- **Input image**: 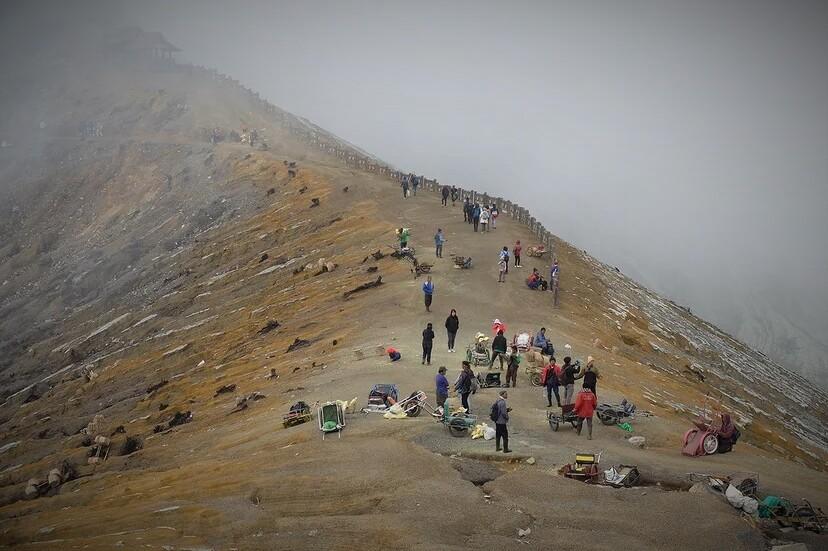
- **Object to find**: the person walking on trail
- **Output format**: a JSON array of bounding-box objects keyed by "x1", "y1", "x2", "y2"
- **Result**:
[
  {"x1": 479, "y1": 207, "x2": 490, "y2": 232},
  {"x1": 550, "y1": 259, "x2": 560, "y2": 305},
  {"x1": 450, "y1": 186, "x2": 458, "y2": 206},
  {"x1": 463, "y1": 197, "x2": 471, "y2": 222},
  {"x1": 422, "y1": 322, "x2": 435, "y2": 365},
  {"x1": 435, "y1": 366, "x2": 449, "y2": 410},
  {"x1": 434, "y1": 228, "x2": 445, "y2": 258},
  {"x1": 499, "y1": 246, "x2": 510, "y2": 274},
  {"x1": 533, "y1": 327, "x2": 554, "y2": 357},
  {"x1": 441, "y1": 185, "x2": 450, "y2": 206},
  {"x1": 411, "y1": 174, "x2": 419, "y2": 196},
  {"x1": 492, "y1": 390, "x2": 512, "y2": 453},
  {"x1": 401, "y1": 178, "x2": 409, "y2": 198},
  {"x1": 561, "y1": 356, "x2": 581, "y2": 406},
  {"x1": 513, "y1": 240, "x2": 522, "y2": 268},
  {"x1": 490, "y1": 330, "x2": 508, "y2": 369},
  {"x1": 397, "y1": 227, "x2": 410, "y2": 250},
  {"x1": 422, "y1": 275, "x2": 434, "y2": 312},
  {"x1": 472, "y1": 204, "x2": 481, "y2": 232},
  {"x1": 456, "y1": 361, "x2": 474, "y2": 413},
  {"x1": 445, "y1": 309, "x2": 459, "y2": 352},
  {"x1": 491, "y1": 203, "x2": 499, "y2": 229},
  {"x1": 574, "y1": 383, "x2": 597, "y2": 440},
  {"x1": 582, "y1": 355, "x2": 600, "y2": 398},
  {"x1": 498, "y1": 255, "x2": 507, "y2": 283},
  {"x1": 541, "y1": 356, "x2": 561, "y2": 407},
  {"x1": 505, "y1": 345, "x2": 520, "y2": 387}
]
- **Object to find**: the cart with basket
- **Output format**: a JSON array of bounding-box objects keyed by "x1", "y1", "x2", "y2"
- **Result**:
[{"x1": 439, "y1": 405, "x2": 478, "y2": 437}]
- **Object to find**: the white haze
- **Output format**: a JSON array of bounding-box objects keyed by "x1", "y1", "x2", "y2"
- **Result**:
[{"x1": 10, "y1": 0, "x2": 828, "y2": 386}]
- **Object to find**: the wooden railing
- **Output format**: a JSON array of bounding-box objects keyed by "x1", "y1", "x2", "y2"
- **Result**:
[{"x1": 171, "y1": 60, "x2": 556, "y2": 254}]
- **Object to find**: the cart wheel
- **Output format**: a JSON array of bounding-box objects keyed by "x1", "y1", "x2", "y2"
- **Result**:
[
  {"x1": 530, "y1": 374, "x2": 541, "y2": 387},
  {"x1": 448, "y1": 419, "x2": 468, "y2": 437},
  {"x1": 406, "y1": 404, "x2": 422, "y2": 417},
  {"x1": 548, "y1": 416, "x2": 560, "y2": 431},
  {"x1": 600, "y1": 413, "x2": 618, "y2": 426},
  {"x1": 702, "y1": 434, "x2": 719, "y2": 454}
]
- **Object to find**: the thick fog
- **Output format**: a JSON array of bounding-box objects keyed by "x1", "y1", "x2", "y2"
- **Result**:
[{"x1": 5, "y1": 1, "x2": 828, "y2": 385}]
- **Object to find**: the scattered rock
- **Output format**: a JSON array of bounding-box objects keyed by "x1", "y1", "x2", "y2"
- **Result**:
[
  {"x1": 526, "y1": 457, "x2": 536, "y2": 465},
  {"x1": 628, "y1": 436, "x2": 646, "y2": 448},
  {"x1": 310, "y1": 198, "x2": 320, "y2": 208},
  {"x1": 168, "y1": 411, "x2": 193, "y2": 427},
  {"x1": 518, "y1": 527, "x2": 531, "y2": 538},
  {"x1": 342, "y1": 186, "x2": 349, "y2": 192},
  {"x1": 215, "y1": 384, "x2": 237, "y2": 396},
  {"x1": 367, "y1": 266, "x2": 378, "y2": 273},
  {"x1": 260, "y1": 253, "x2": 269, "y2": 263},
  {"x1": 163, "y1": 343, "x2": 190, "y2": 357},
  {"x1": 343, "y1": 276, "x2": 383, "y2": 299},
  {"x1": 298, "y1": 185, "x2": 308, "y2": 194},
  {"x1": 257, "y1": 319, "x2": 281, "y2": 335},
  {"x1": 268, "y1": 368, "x2": 278, "y2": 379},
  {"x1": 286, "y1": 338, "x2": 311, "y2": 353},
  {"x1": 266, "y1": 187, "x2": 275, "y2": 196},
  {"x1": 120, "y1": 436, "x2": 142, "y2": 456},
  {"x1": 146, "y1": 380, "x2": 169, "y2": 394}
]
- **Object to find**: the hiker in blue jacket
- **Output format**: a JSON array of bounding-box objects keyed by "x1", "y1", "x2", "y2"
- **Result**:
[
  {"x1": 422, "y1": 275, "x2": 434, "y2": 312},
  {"x1": 472, "y1": 204, "x2": 481, "y2": 232}
]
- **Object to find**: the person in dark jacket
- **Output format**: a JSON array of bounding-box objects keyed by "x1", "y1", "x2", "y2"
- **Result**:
[
  {"x1": 450, "y1": 186, "x2": 458, "y2": 205},
  {"x1": 581, "y1": 355, "x2": 599, "y2": 399},
  {"x1": 441, "y1": 185, "x2": 450, "y2": 206},
  {"x1": 445, "y1": 309, "x2": 459, "y2": 352},
  {"x1": 463, "y1": 197, "x2": 471, "y2": 223},
  {"x1": 561, "y1": 356, "x2": 581, "y2": 406},
  {"x1": 455, "y1": 361, "x2": 473, "y2": 412},
  {"x1": 490, "y1": 330, "x2": 508, "y2": 370},
  {"x1": 435, "y1": 366, "x2": 449, "y2": 409},
  {"x1": 472, "y1": 204, "x2": 481, "y2": 232},
  {"x1": 494, "y1": 390, "x2": 511, "y2": 453},
  {"x1": 422, "y1": 322, "x2": 435, "y2": 365}
]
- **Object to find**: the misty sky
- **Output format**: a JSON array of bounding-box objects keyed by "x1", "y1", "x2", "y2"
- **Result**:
[{"x1": 5, "y1": 1, "x2": 828, "y2": 377}]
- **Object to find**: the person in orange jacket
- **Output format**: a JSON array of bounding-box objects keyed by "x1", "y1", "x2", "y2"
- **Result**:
[{"x1": 573, "y1": 384, "x2": 597, "y2": 440}]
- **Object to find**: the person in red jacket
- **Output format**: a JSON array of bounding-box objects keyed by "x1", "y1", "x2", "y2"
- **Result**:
[
  {"x1": 540, "y1": 357, "x2": 561, "y2": 407},
  {"x1": 573, "y1": 384, "x2": 597, "y2": 440}
]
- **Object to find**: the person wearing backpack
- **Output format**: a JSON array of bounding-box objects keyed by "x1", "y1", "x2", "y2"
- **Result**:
[
  {"x1": 491, "y1": 390, "x2": 511, "y2": 453},
  {"x1": 541, "y1": 356, "x2": 561, "y2": 407}
]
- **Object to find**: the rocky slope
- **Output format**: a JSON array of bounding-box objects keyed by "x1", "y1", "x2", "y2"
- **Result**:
[{"x1": 0, "y1": 47, "x2": 826, "y2": 550}]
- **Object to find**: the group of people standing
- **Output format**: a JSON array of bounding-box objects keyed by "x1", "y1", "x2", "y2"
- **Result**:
[
  {"x1": 422, "y1": 308, "x2": 461, "y2": 363},
  {"x1": 462, "y1": 198, "x2": 499, "y2": 233},
  {"x1": 441, "y1": 185, "x2": 459, "y2": 206},
  {"x1": 540, "y1": 355, "x2": 600, "y2": 439},
  {"x1": 401, "y1": 173, "x2": 424, "y2": 198}
]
